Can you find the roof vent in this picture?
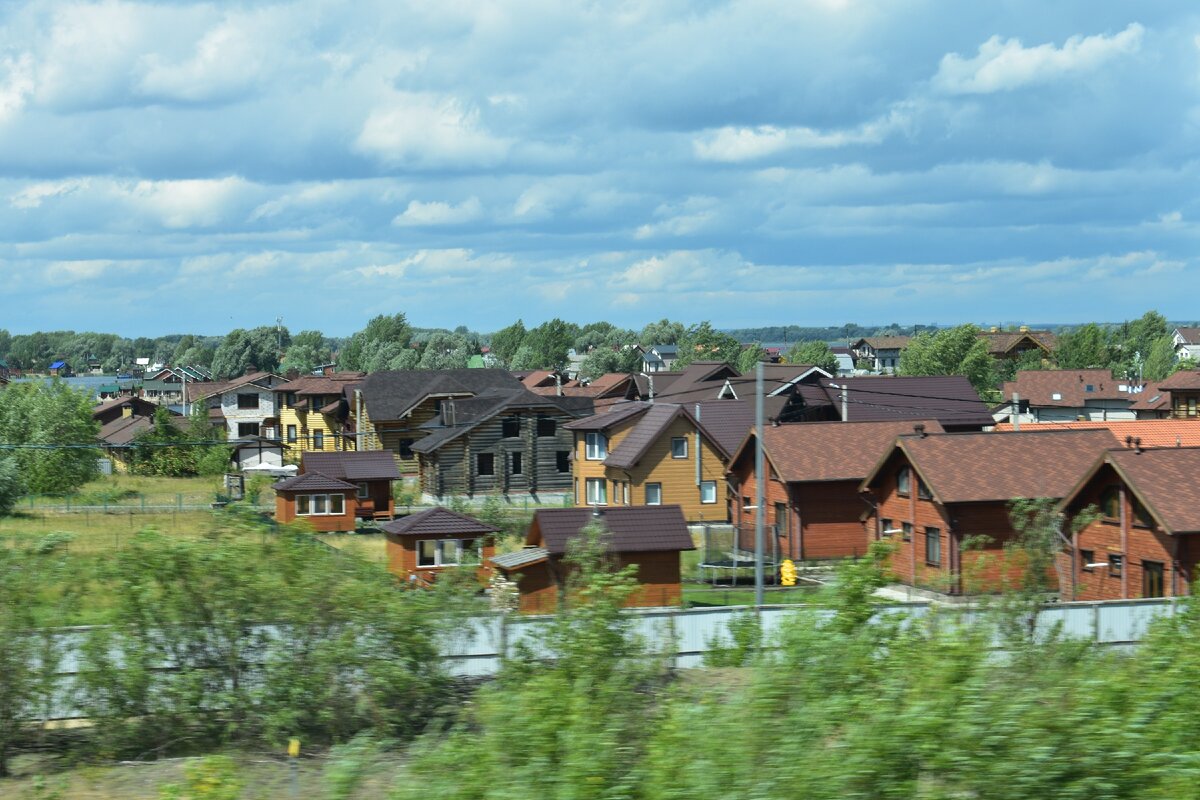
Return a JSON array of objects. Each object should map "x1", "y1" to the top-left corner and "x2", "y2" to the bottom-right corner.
[
  {"x1": 913, "y1": 422, "x2": 927, "y2": 438},
  {"x1": 1134, "y1": 437, "x2": 1143, "y2": 454}
]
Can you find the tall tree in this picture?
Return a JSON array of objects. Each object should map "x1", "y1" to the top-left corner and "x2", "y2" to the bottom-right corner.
[
  {"x1": 488, "y1": 319, "x2": 527, "y2": 367},
  {"x1": 522, "y1": 319, "x2": 578, "y2": 370},
  {"x1": 417, "y1": 332, "x2": 473, "y2": 370},
  {"x1": 639, "y1": 318, "x2": 686, "y2": 346},
  {"x1": 898, "y1": 324, "x2": 995, "y2": 394},
  {"x1": 672, "y1": 322, "x2": 742, "y2": 370},
  {"x1": 339, "y1": 314, "x2": 412, "y2": 371},
  {"x1": 0, "y1": 380, "x2": 99, "y2": 494},
  {"x1": 1142, "y1": 335, "x2": 1178, "y2": 382},
  {"x1": 784, "y1": 340, "x2": 839, "y2": 374},
  {"x1": 1054, "y1": 323, "x2": 1114, "y2": 370}
]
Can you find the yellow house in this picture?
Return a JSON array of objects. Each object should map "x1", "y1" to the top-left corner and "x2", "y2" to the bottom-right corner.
[
  {"x1": 275, "y1": 373, "x2": 363, "y2": 462},
  {"x1": 564, "y1": 401, "x2": 742, "y2": 523}
]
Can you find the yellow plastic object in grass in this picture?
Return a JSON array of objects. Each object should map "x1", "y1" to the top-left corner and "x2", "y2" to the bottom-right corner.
[{"x1": 780, "y1": 558, "x2": 797, "y2": 587}]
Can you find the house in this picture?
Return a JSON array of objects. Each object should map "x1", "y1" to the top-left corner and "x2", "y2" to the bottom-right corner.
[
  {"x1": 275, "y1": 372, "x2": 365, "y2": 459},
  {"x1": 977, "y1": 327, "x2": 1056, "y2": 361},
  {"x1": 92, "y1": 396, "x2": 182, "y2": 472},
  {"x1": 92, "y1": 395, "x2": 163, "y2": 426},
  {"x1": 641, "y1": 344, "x2": 679, "y2": 373},
  {"x1": 1150, "y1": 370, "x2": 1200, "y2": 419},
  {"x1": 859, "y1": 428, "x2": 1118, "y2": 595},
  {"x1": 642, "y1": 361, "x2": 831, "y2": 415},
  {"x1": 410, "y1": 387, "x2": 592, "y2": 503},
  {"x1": 1172, "y1": 327, "x2": 1200, "y2": 361},
  {"x1": 1058, "y1": 445, "x2": 1200, "y2": 601},
  {"x1": 994, "y1": 369, "x2": 1142, "y2": 424},
  {"x1": 848, "y1": 337, "x2": 910, "y2": 372},
  {"x1": 992, "y1": 419, "x2": 1200, "y2": 448},
  {"x1": 727, "y1": 420, "x2": 944, "y2": 562},
  {"x1": 189, "y1": 371, "x2": 285, "y2": 441},
  {"x1": 273, "y1": 450, "x2": 401, "y2": 530},
  {"x1": 48, "y1": 360, "x2": 72, "y2": 377},
  {"x1": 381, "y1": 507, "x2": 498, "y2": 585},
  {"x1": 355, "y1": 369, "x2": 531, "y2": 473},
  {"x1": 815, "y1": 375, "x2": 994, "y2": 431},
  {"x1": 564, "y1": 401, "x2": 740, "y2": 523},
  {"x1": 489, "y1": 505, "x2": 696, "y2": 613},
  {"x1": 230, "y1": 436, "x2": 285, "y2": 472},
  {"x1": 829, "y1": 346, "x2": 855, "y2": 376},
  {"x1": 1129, "y1": 384, "x2": 1173, "y2": 419}
]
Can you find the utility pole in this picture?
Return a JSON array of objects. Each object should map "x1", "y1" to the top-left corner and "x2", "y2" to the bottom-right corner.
[{"x1": 755, "y1": 360, "x2": 765, "y2": 607}]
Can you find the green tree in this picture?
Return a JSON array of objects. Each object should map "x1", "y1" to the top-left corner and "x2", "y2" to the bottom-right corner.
[
  {"x1": 417, "y1": 332, "x2": 472, "y2": 370},
  {"x1": 899, "y1": 324, "x2": 995, "y2": 394},
  {"x1": 673, "y1": 321, "x2": 742, "y2": 370},
  {"x1": 339, "y1": 314, "x2": 412, "y2": 371},
  {"x1": 0, "y1": 456, "x2": 21, "y2": 516},
  {"x1": 784, "y1": 340, "x2": 839, "y2": 374},
  {"x1": 279, "y1": 329, "x2": 331, "y2": 374},
  {"x1": 1142, "y1": 335, "x2": 1177, "y2": 382},
  {"x1": 521, "y1": 318, "x2": 578, "y2": 370},
  {"x1": 211, "y1": 327, "x2": 285, "y2": 378},
  {"x1": 639, "y1": 318, "x2": 686, "y2": 346},
  {"x1": 487, "y1": 319, "x2": 527, "y2": 367},
  {"x1": 1054, "y1": 323, "x2": 1113, "y2": 370},
  {"x1": 736, "y1": 343, "x2": 768, "y2": 373},
  {"x1": 0, "y1": 380, "x2": 99, "y2": 494}
]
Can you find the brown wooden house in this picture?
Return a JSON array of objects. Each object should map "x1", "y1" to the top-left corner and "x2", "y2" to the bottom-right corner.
[
  {"x1": 490, "y1": 505, "x2": 696, "y2": 613},
  {"x1": 727, "y1": 420, "x2": 944, "y2": 562},
  {"x1": 381, "y1": 506, "x2": 498, "y2": 585},
  {"x1": 273, "y1": 471, "x2": 361, "y2": 532},
  {"x1": 301, "y1": 450, "x2": 400, "y2": 521},
  {"x1": 859, "y1": 428, "x2": 1118, "y2": 595},
  {"x1": 410, "y1": 387, "x2": 592, "y2": 503},
  {"x1": 1058, "y1": 445, "x2": 1200, "y2": 601}
]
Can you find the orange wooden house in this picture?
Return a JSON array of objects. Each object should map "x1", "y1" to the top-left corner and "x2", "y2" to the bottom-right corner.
[
  {"x1": 381, "y1": 507, "x2": 498, "y2": 585},
  {"x1": 489, "y1": 505, "x2": 695, "y2": 613},
  {"x1": 273, "y1": 450, "x2": 401, "y2": 532}
]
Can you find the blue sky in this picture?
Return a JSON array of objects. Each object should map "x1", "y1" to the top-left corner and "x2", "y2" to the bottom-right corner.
[{"x1": 1, "y1": 1, "x2": 1197, "y2": 336}]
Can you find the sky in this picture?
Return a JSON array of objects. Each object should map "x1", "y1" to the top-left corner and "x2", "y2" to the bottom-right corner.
[{"x1": 1, "y1": 1, "x2": 1198, "y2": 337}]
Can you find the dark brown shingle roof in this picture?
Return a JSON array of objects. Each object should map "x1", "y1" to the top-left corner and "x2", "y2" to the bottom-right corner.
[
  {"x1": 1157, "y1": 370, "x2": 1200, "y2": 391},
  {"x1": 360, "y1": 369, "x2": 525, "y2": 422},
  {"x1": 274, "y1": 471, "x2": 357, "y2": 491},
  {"x1": 1000, "y1": 369, "x2": 1133, "y2": 407},
  {"x1": 1094, "y1": 447, "x2": 1200, "y2": 534},
  {"x1": 301, "y1": 450, "x2": 401, "y2": 481},
  {"x1": 819, "y1": 376, "x2": 992, "y2": 427},
  {"x1": 381, "y1": 506, "x2": 498, "y2": 536},
  {"x1": 749, "y1": 419, "x2": 945, "y2": 483},
  {"x1": 531, "y1": 506, "x2": 695, "y2": 554}
]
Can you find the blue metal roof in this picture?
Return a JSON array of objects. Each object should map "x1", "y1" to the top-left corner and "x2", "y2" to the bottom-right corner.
[{"x1": 49, "y1": 360, "x2": 67, "y2": 369}]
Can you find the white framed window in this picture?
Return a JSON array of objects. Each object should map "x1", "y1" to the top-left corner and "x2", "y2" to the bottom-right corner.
[
  {"x1": 585, "y1": 432, "x2": 607, "y2": 460},
  {"x1": 700, "y1": 481, "x2": 717, "y2": 504},
  {"x1": 585, "y1": 478, "x2": 607, "y2": 505},
  {"x1": 418, "y1": 539, "x2": 463, "y2": 567},
  {"x1": 671, "y1": 437, "x2": 688, "y2": 459},
  {"x1": 645, "y1": 483, "x2": 662, "y2": 505},
  {"x1": 296, "y1": 493, "x2": 345, "y2": 515}
]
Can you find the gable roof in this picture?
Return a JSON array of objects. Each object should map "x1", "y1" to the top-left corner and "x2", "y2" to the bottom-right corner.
[
  {"x1": 650, "y1": 361, "x2": 741, "y2": 403},
  {"x1": 992, "y1": 419, "x2": 1200, "y2": 449},
  {"x1": 359, "y1": 368, "x2": 525, "y2": 422},
  {"x1": 563, "y1": 401, "x2": 652, "y2": 431},
  {"x1": 733, "y1": 419, "x2": 945, "y2": 484},
  {"x1": 380, "y1": 506, "x2": 498, "y2": 537},
  {"x1": 850, "y1": 336, "x2": 910, "y2": 351},
  {"x1": 410, "y1": 388, "x2": 594, "y2": 454},
  {"x1": 530, "y1": 506, "x2": 695, "y2": 554},
  {"x1": 1061, "y1": 447, "x2": 1200, "y2": 535},
  {"x1": 1157, "y1": 369, "x2": 1200, "y2": 391},
  {"x1": 818, "y1": 376, "x2": 993, "y2": 427},
  {"x1": 978, "y1": 330, "x2": 1056, "y2": 356},
  {"x1": 602, "y1": 403, "x2": 727, "y2": 470},
  {"x1": 863, "y1": 428, "x2": 1119, "y2": 504},
  {"x1": 98, "y1": 415, "x2": 155, "y2": 446},
  {"x1": 301, "y1": 450, "x2": 401, "y2": 481},
  {"x1": 1128, "y1": 385, "x2": 1172, "y2": 412},
  {"x1": 1174, "y1": 327, "x2": 1200, "y2": 345},
  {"x1": 275, "y1": 373, "x2": 364, "y2": 394},
  {"x1": 189, "y1": 371, "x2": 282, "y2": 401},
  {"x1": 273, "y1": 471, "x2": 358, "y2": 492},
  {"x1": 91, "y1": 395, "x2": 165, "y2": 420},
  {"x1": 1000, "y1": 369, "x2": 1133, "y2": 407}
]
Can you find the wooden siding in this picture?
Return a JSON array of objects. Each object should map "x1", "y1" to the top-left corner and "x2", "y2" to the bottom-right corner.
[
  {"x1": 423, "y1": 410, "x2": 576, "y2": 498},
  {"x1": 511, "y1": 551, "x2": 684, "y2": 613},
  {"x1": 574, "y1": 415, "x2": 730, "y2": 523},
  {"x1": 274, "y1": 491, "x2": 358, "y2": 532},
  {"x1": 385, "y1": 534, "x2": 494, "y2": 585},
  {"x1": 278, "y1": 398, "x2": 350, "y2": 461}
]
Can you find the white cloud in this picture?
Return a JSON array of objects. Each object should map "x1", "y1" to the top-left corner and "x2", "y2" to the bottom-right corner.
[
  {"x1": 45, "y1": 259, "x2": 114, "y2": 284},
  {"x1": 393, "y1": 196, "x2": 483, "y2": 226},
  {"x1": 124, "y1": 177, "x2": 252, "y2": 228},
  {"x1": 10, "y1": 178, "x2": 90, "y2": 209},
  {"x1": 0, "y1": 53, "x2": 34, "y2": 124},
  {"x1": 934, "y1": 23, "x2": 1144, "y2": 95},
  {"x1": 137, "y1": 13, "x2": 271, "y2": 102},
  {"x1": 355, "y1": 92, "x2": 511, "y2": 168},
  {"x1": 634, "y1": 196, "x2": 718, "y2": 239},
  {"x1": 693, "y1": 104, "x2": 913, "y2": 162}
]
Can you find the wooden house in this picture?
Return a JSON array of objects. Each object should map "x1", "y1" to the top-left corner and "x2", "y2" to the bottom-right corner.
[
  {"x1": 92, "y1": 397, "x2": 181, "y2": 473},
  {"x1": 859, "y1": 428, "x2": 1118, "y2": 595},
  {"x1": 355, "y1": 369, "x2": 532, "y2": 473},
  {"x1": 977, "y1": 327, "x2": 1056, "y2": 361},
  {"x1": 273, "y1": 451, "x2": 400, "y2": 530},
  {"x1": 48, "y1": 360, "x2": 72, "y2": 377},
  {"x1": 1058, "y1": 445, "x2": 1200, "y2": 601},
  {"x1": 410, "y1": 387, "x2": 592, "y2": 503},
  {"x1": 727, "y1": 420, "x2": 944, "y2": 562},
  {"x1": 381, "y1": 507, "x2": 498, "y2": 585},
  {"x1": 995, "y1": 369, "x2": 1140, "y2": 424},
  {"x1": 275, "y1": 372, "x2": 364, "y2": 460},
  {"x1": 564, "y1": 400, "x2": 741, "y2": 523},
  {"x1": 489, "y1": 505, "x2": 696, "y2": 613}
]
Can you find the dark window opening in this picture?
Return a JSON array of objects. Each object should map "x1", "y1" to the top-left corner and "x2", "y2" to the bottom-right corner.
[
  {"x1": 477, "y1": 453, "x2": 495, "y2": 476},
  {"x1": 511, "y1": 452, "x2": 523, "y2": 475},
  {"x1": 897, "y1": 467, "x2": 911, "y2": 496},
  {"x1": 556, "y1": 450, "x2": 571, "y2": 473},
  {"x1": 925, "y1": 527, "x2": 941, "y2": 566},
  {"x1": 1101, "y1": 486, "x2": 1120, "y2": 520},
  {"x1": 1143, "y1": 560, "x2": 1164, "y2": 598},
  {"x1": 399, "y1": 439, "x2": 414, "y2": 460},
  {"x1": 901, "y1": 522, "x2": 913, "y2": 542},
  {"x1": 501, "y1": 417, "x2": 520, "y2": 438},
  {"x1": 237, "y1": 393, "x2": 259, "y2": 409},
  {"x1": 537, "y1": 418, "x2": 556, "y2": 437},
  {"x1": 1109, "y1": 554, "x2": 1123, "y2": 577},
  {"x1": 1080, "y1": 550, "x2": 1094, "y2": 571},
  {"x1": 286, "y1": 425, "x2": 297, "y2": 443},
  {"x1": 312, "y1": 430, "x2": 324, "y2": 449},
  {"x1": 238, "y1": 422, "x2": 260, "y2": 437}
]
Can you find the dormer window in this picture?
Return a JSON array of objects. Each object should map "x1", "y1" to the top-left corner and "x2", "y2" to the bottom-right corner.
[{"x1": 1051, "y1": 392, "x2": 1063, "y2": 401}]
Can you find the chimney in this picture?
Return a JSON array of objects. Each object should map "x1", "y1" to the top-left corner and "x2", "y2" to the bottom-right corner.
[
  {"x1": 122, "y1": 405, "x2": 133, "y2": 418},
  {"x1": 914, "y1": 422, "x2": 927, "y2": 438},
  {"x1": 1125, "y1": 435, "x2": 1134, "y2": 448},
  {"x1": 1134, "y1": 437, "x2": 1143, "y2": 454}
]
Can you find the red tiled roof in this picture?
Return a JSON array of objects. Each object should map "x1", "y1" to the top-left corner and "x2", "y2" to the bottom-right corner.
[
  {"x1": 381, "y1": 506, "x2": 498, "y2": 537},
  {"x1": 530, "y1": 506, "x2": 695, "y2": 554},
  {"x1": 748, "y1": 419, "x2": 945, "y2": 483},
  {"x1": 865, "y1": 428, "x2": 1119, "y2": 503},
  {"x1": 993, "y1": 419, "x2": 1200, "y2": 448}
]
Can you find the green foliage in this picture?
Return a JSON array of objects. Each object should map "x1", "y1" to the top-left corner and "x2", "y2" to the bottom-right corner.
[
  {"x1": 279, "y1": 329, "x2": 331, "y2": 374},
  {"x1": 158, "y1": 755, "x2": 243, "y2": 800},
  {"x1": 1142, "y1": 335, "x2": 1177, "y2": 381},
  {"x1": 487, "y1": 319, "x2": 527, "y2": 366},
  {"x1": 417, "y1": 331, "x2": 473, "y2": 370},
  {"x1": 0, "y1": 379, "x2": 100, "y2": 494},
  {"x1": 0, "y1": 455, "x2": 23, "y2": 516},
  {"x1": 338, "y1": 314, "x2": 413, "y2": 372},
  {"x1": 1054, "y1": 322, "x2": 1114, "y2": 369},
  {"x1": 783, "y1": 339, "x2": 839, "y2": 374},
  {"x1": 520, "y1": 318, "x2": 578, "y2": 370},
  {"x1": 898, "y1": 323, "x2": 996, "y2": 393},
  {"x1": 702, "y1": 611, "x2": 762, "y2": 667},
  {"x1": 324, "y1": 733, "x2": 383, "y2": 800},
  {"x1": 672, "y1": 321, "x2": 743, "y2": 370},
  {"x1": 210, "y1": 327, "x2": 286, "y2": 379},
  {"x1": 639, "y1": 318, "x2": 686, "y2": 346}
]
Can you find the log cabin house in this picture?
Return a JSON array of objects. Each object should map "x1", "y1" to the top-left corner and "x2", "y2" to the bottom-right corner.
[{"x1": 489, "y1": 505, "x2": 696, "y2": 613}]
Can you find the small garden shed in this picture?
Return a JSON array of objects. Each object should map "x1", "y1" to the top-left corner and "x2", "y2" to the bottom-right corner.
[{"x1": 381, "y1": 507, "x2": 498, "y2": 585}]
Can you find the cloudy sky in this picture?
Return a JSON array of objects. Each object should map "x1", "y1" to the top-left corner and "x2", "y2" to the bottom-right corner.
[{"x1": 2, "y1": 1, "x2": 1198, "y2": 336}]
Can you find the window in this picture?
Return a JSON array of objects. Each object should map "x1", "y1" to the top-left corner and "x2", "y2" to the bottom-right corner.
[
  {"x1": 917, "y1": 478, "x2": 931, "y2": 500},
  {"x1": 1143, "y1": 560, "x2": 1165, "y2": 598},
  {"x1": 287, "y1": 425, "x2": 297, "y2": 443},
  {"x1": 881, "y1": 518, "x2": 894, "y2": 538},
  {"x1": 646, "y1": 483, "x2": 662, "y2": 505},
  {"x1": 417, "y1": 539, "x2": 437, "y2": 567},
  {"x1": 1085, "y1": 384, "x2": 1095, "y2": 393},
  {"x1": 295, "y1": 493, "x2": 345, "y2": 516},
  {"x1": 357, "y1": 482, "x2": 369, "y2": 499},
  {"x1": 312, "y1": 430, "x2": 324, "y2": 450},
  {"x1": 286, "y1": 392, "x2": 296, "y2": 408},
  {"x1": 462, "y1": 539, "x2": 482, "y2": 566},
  {"x1": 238, "y1": 422, "x2": 260, "y2": 437},
  {"x1": 1109, "y1": 554, "x2": 1123, "y2": 577},
  {"x1": 399, "y1": 439, "x2": 414, "y2": 460},
  {"x1": 477, "y1": 453, "x2": 495, "y2": 476},
  {"x1": 585, "y1": 432, "x2": 607, "y2": 460},
  {"x1": 502, "y1": 417, "x2": 520, "y2": 438},
  {"x1": 237, "y1": 393, "x2": 259, "y2": 409},
  {"x1": 537, "y1": 418, "x2": 556, "y2": 437},
  {"x1": 776, "y1": 502, "x2": 789, "y2": 538},
  {"x1": 585, "y1": 478, "x2": 607, "y2": 505},
  {"x1": 417, "y1": 539, "x2": 463, "y2": 568},
  {"x1": 901, "y1": 522, "x2": 913, "y2": 541},
  {"x1": 671, "y1": 437, "x2": 688, "y2": 459},
  {"x1": 511, "y1": 452, "x2": 523, "y2": 475},
  {"x1": 1080, "y1": 549, "x2": 1095, "y2": 571},
  {"x1": 1131, "y1": 496, "x2": 1154, "y2": 528},
  {"x1": 700, "y1": 480, "x2": 717, "y2": 504},
  {"x1": 925, "y1": 527, "x2": 941, "y2": 566},
  {"x1": 897, "y1": 467, "x2": 911, "y2": 496},
  {"x1": 622, "y1": 482, "x2": 630, "y2": 504},
  {"x1": 556, "y1": 450, "x2": 571, "y2": 473},
  {"x1": 1101, "y1": 486, "x2": 1120, "y2": 520}
]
